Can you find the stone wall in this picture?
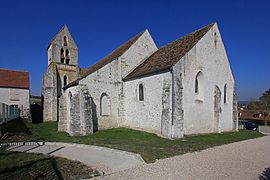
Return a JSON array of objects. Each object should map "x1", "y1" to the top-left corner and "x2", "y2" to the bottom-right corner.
[
  {"x1": 179, "y1": 24, "x2": 236, "y2": 135},
  {"x1": 124, "y1": 72, "x2": 172, "y2": 135},
  {"x1": 48, "y1": 25, "x2": 78, "y2": 66},
  {"x1": 59, "y1": 85, "x2": 93, "y2": 136},
  {"x1": 171, "y1": 62, "x2": 184, "y2": 138},
  {"x1": 42, "y1": 64, "x2": 58, "y2": 121}
]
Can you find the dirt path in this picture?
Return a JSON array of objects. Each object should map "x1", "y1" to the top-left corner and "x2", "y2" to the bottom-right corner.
[
  {"x1": 96, "y1": 136, "x2": 270, "y2": 180},
  {"x1": 5, "y1": 142, "x2": 145, "y2": 174}
]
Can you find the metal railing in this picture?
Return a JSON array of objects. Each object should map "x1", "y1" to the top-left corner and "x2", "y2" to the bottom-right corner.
[{"x1": 0, "y1": 103, "x2": 20, "y2": 125}]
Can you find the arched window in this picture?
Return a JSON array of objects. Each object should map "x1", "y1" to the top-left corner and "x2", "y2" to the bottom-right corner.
[
  {"x1": 195, "y1": 71, "x2": 204, "y2": 100},
  {"x1": 60, "y1": 48, "x2": 65, "y2": 63},
  {"x1": 63, "y1": 75, "x2": 67, "y2": 87},
  {"x1": 224, "y1": 84, "x2": 227, "y2": 103},
  {"x1": 195, "y1": 78, "x2": 199, "y2": 93},
  {"x1": 65, "y1": 50, "x2": 70, "y2": 64},
  {"x1": 100, "y1": 93, "x2": 109, "y2": 116},
  {"x1": 64, "y1": 36, "x2": 68, "y2": 46},
  {"x1": 139, "y1": 84, "x2": 144, "y2": 101}
]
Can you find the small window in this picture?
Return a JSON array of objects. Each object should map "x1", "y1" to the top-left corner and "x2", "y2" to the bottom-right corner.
[
  {"x1": 60, "y1": 48, "x2": 64, "y2": 63},
  {"x1": 139, "y1": 84, "x2": 144, "y2": 101},
  {"x1": 224, "y1": 84, "x2": 227, "y2": 103},
  {"x1": 63, "y1": 75, "x2": 67, "y2": 87},
  {"x1": 195, "y1": 71, "x2": 204, "y2": 100},
  {"x1": 65, "y1": 50, "x2": 70, "y2": 64},
  {"x1": 64, "y1": 36, "x2": 68, "y2": 46},
  {"x1": 101, "y1": 93, "x2": 109, "y2": 116},
  {"x1": 195, "y1": 78, "x2": 199, "y2": 93}
]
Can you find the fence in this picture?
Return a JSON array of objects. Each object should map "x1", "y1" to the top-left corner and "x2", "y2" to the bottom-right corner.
[{"x1": 0, "y1": 102, "x2": 20, "y2": 125}]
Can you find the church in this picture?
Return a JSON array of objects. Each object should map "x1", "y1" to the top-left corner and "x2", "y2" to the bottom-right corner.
[{"x1": 42, "y1": 22, "x2": 238, "y2": 139}]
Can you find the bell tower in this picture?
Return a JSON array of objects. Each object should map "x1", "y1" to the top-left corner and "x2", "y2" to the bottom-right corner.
[
  {"x1": 42, "y1": 25, "x2": 79, "y2": 122},
  {"x1": 47, "y1": 24, "x2": 78, "y2": 66}
]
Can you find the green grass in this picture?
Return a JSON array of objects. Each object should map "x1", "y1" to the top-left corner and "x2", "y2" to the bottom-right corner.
[
  {"x1": 0, "y1": 151, "x2": 100, "y2": 179},
  {"x1": 1, "y1": 118, "x2": 265, "y2": 163}
]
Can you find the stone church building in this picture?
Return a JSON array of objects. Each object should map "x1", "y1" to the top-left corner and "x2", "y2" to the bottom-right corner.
[{"x1": 42, "y1": 23, "x2": 238, "y2": 139}]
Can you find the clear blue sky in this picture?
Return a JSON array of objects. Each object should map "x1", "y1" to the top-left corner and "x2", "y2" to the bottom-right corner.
[{"x1": 0, "y1": 0, "x2": 269, "y2": 100}]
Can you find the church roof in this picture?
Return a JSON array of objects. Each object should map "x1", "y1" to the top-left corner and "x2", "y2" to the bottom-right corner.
[
  {"x1": 0, "y1": 69, "x2": 29, "y2": 89},
  {"x1": 64, "y1": 30, "x2": 145, "y2": 89},
  {"x1": 124, "y1": 23, "x2": 215, "y2": 81}
]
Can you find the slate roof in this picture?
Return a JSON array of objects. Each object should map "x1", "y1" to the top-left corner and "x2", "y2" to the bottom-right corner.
[
  {"x1": 0, "y1": 69, "x2": 30, "y2": 89},
  {"x1": 124, "y1": 23, "x2": 215, "y2": 81},
  {"x1": 63, "y1": 30, "x2": 145, "y2": 89}
]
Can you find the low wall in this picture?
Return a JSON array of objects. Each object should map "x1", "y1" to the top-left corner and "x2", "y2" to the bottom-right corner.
[{"x1": 258, "y1": 125, "x2": 270, "y2": 134}]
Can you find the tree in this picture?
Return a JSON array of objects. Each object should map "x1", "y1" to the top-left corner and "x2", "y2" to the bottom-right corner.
[{"x1": 259, "y1": 89, "x2": 270, "y2": 113}]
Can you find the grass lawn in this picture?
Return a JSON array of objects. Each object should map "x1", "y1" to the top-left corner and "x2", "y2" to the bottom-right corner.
[
  {"x1": 1, "y1": 118, "x2": 265, "y2": 163},
  {"x1": 0, "y1": 151, "x2": 100, "y2": 179}
]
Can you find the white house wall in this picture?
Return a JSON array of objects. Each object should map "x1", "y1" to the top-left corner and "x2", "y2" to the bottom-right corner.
[{"x1": 0, "y1": 87, "x2": 30, "y2": 117}]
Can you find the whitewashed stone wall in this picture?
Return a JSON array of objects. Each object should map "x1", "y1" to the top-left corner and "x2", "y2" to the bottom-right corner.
[
  {"x1": 177, "y1": 24, "x2": 236, "y2": 135},
  {"x1": 123, "y1": 72, "x2": 172, "y2": 135},
  {"x1": 59, "y1": 85, "x2": 93, "y2": 135},
  {"x1": 75, "y1": 30, "x2": 158, "y2": 132},
  {"x1": 0, "y1": 87, "x2": 30, "y2": 117},
  {"x1": 121, "y1": 30, "x2": 158, "y2": 79},
  {"x1": 42, "y1": 64, "x2": 58, "y2": 122}
]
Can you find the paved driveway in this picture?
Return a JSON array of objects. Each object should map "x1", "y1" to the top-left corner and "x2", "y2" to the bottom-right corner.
[
  {"x1": 5, "y1": 142, "x2": 145, "y2": 174},
  {"x1": 95, "y1": 136, "x2": 270, "y2": 180}
]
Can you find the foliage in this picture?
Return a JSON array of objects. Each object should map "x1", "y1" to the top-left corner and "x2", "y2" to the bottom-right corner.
[{"x1": 247, "y1": 89, "x2": 270, "y2": 113}]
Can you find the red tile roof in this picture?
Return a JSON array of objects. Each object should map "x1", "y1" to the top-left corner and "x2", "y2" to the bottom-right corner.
[
  {"x1": 238, "y1": 108, "x2": 270, "y2": 121},
  {"x1": 0, "y1": 69, "x2": 30, "y2": 89}
]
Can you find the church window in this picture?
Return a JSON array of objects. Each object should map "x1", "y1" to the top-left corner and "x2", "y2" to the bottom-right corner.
[
  {"x1": 60, "y1": 48, "x2": 65, "y2": 63},
  {"x1": 195, "y1": 78, "x2": 199, "y2": 93},
  {"x1": 139, "y1": 84, "x2": 144, "y2": 101},
  {"x1": 195, "y1": 71, "x2": 204, "y2": 100},
  {"x1": 224, "y1": 84, "x2": 227, "y2": 104},
  {"x1": 63, "y1": 75, "x2": 67, "y2": 87},
  {"x1": 65, "y1": 50, "x2": 70, "y2": 64},
  {"x1": 101, "y1": 93, "x2": 109, "y2": 116},
  {"x1": 64, "y1": 36, "x2": 68, "y2": 46}
]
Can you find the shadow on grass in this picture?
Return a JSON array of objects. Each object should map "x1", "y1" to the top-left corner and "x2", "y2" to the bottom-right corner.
[
  {"x1": 0, "y1": 152, "x2": 63, "y2": 180},
  {"x1": 259, "y1": 167, "x2": 270, "y2": 180},
  {"x1": 1, "y1": 118, "x2": 31, "y2": 135}
]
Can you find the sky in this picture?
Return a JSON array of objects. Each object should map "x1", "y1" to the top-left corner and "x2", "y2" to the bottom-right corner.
[{"x1": 0, "y1": 0, "x2": 269, "y2": 101}]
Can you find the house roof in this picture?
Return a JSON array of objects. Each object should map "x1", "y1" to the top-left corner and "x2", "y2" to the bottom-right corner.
[
  {"x1": 63, "y1": 30, "x2": 145, "y2": 89},
  {"x1": 0, "y1": 69, "x2": 30, "y2": 89},
  {"x1": 238, "y1": 108, "x2": 270, "y2": 121},
  {"x1": 124, "y1": 23, "x2": 215, "y2": 81}
]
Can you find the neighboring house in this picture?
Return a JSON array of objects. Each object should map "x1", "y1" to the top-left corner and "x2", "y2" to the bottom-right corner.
[
  {"x1": 0, "y1": 69, "x2": 30, "y2": 117},
  {"x1": 238, "y1": 108, "x2": 270, "y2": 126},
  {"x1": 42, "y1": 22, "x2": 238, "y2": 139}
]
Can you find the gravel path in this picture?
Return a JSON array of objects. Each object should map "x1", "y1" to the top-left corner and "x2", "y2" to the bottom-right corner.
[{"x1": 96, "y1": 136, "x2": 270, "y2": 180}]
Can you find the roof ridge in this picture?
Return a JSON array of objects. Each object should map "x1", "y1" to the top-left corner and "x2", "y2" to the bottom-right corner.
[
  {"x1": 80, "y1": 30, "x2": 145, "y2": 78},
  {"x1": 63, "y1": 30, "x2": 146, "y2": 89},
  {"x1": 0, "y1": 68, "x2": 29, "y2": 73},
  {"x1": 124, "y1": 23, "x2": 215, "y2": 81}
]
